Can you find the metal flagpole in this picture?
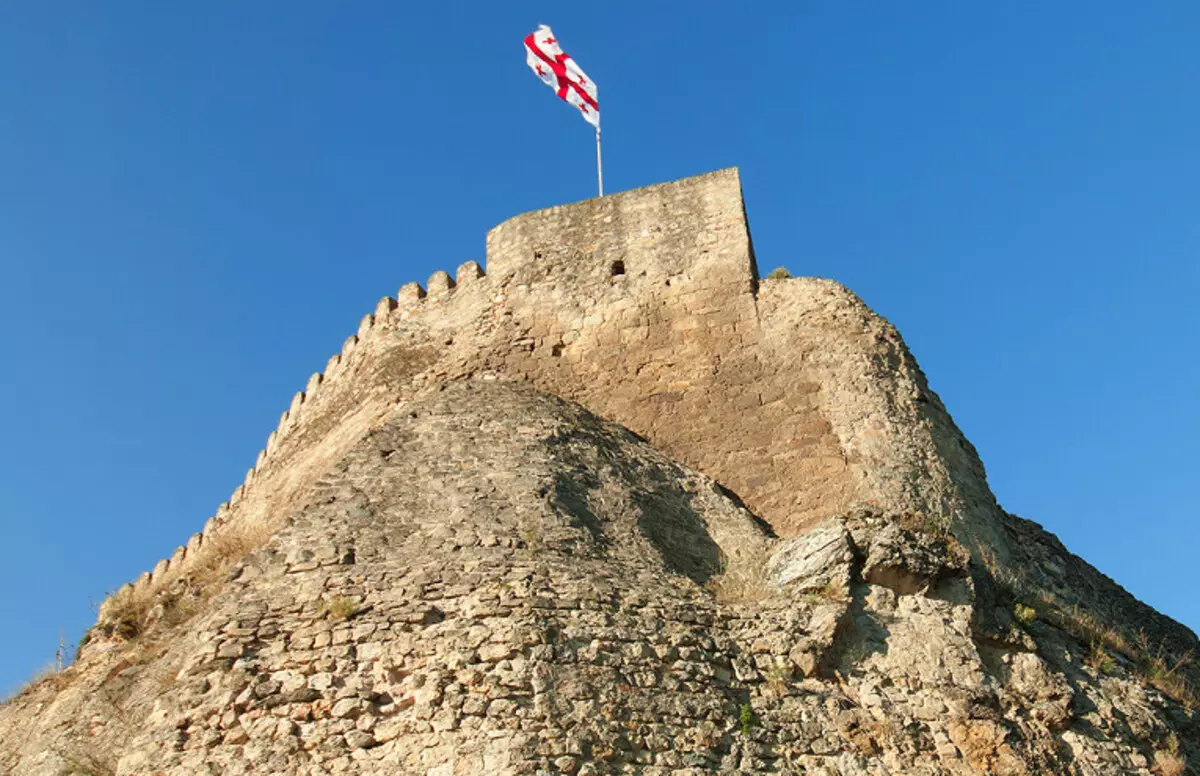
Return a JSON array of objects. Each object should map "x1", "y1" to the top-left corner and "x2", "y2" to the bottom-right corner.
[{"x1": 596, "y1": 127, "x2": 604, "y2": 197}]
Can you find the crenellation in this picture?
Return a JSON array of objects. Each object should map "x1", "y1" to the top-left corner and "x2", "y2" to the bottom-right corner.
[
  {"x1": 340, "y1": 334, "x2": 358, "y2": 360},
  {"x1": 374, "y1": 296, "x2": 397, "y2": 319},
  {"x1": 288, "y1": 391, "x2": 304, "y2": 419},
  {"x1": 305, "y1": 372, "x2": 323, "y2": 396},
  {"x1": 397, "y1": 281, "x2": 426, "y2": 305},
  {"x1": 324, "y1": 353, "x2": 342, "y2": 377},
  {"x1": 357, "y1": 313, "x2": 374, "y2": 338},
  {"x1": 427, "y1": 270, "x2": 454, "y2": 296},
  {"x1": 456, "y1": 260, "x2": 485, "y2": 285}
]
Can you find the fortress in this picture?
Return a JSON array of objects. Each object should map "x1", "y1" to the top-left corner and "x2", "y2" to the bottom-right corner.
[
  {"x1": 106, "y1": 169, "x2": 1006, "y2": 612},
  {"x1": 2, "y1": 170, "x2": 1195, "y2": 775}
]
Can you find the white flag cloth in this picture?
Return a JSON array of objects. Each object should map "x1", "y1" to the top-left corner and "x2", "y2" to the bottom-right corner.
[{"x1": 524, "y1": 25, "x2": 599, "y2": 129}]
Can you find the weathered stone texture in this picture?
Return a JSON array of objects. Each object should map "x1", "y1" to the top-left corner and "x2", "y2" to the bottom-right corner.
[
  {"x1": 3, "y1": 383, "x2": 1194, "y2": 774},
  {"x1": 107, "y1": 169, "x2": 1006, "y2": 612},
  {"x1": 3, "y1": 170, "x2": 1196, "y2": 775}
]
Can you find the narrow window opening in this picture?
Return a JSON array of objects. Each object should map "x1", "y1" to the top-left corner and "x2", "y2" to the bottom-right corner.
[
  {"x1": 551, "y1": 343, "x2": 564, "y2": 357},
  {"x1": 611, "y1": 260, "x2": 625, "y2": 277}
]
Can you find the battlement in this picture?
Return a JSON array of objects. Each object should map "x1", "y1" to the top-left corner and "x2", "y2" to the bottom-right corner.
[{"x1": 100, "y1": 168, "x2": 1007, "y2": 620}]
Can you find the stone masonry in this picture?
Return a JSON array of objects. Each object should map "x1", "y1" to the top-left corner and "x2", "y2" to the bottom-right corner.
[
  {"x1": 102, "y1": 169, "x2": 1009, "y2": 618},
  {"x1": 0, "y1": 169, "x2": 1195, "y2": 775},
  {"x1": 2, "y1": 382, "x2": 1196, "y2": 774}
]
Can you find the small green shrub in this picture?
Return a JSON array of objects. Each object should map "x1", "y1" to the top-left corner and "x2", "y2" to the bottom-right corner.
[
  {"x1": 1013, "y1": 604, "x2": 1037, "y2": 626},
  {"x1": 1085, "y1": 642, "x2": 1117, "y2": 676},
  {"x1": 74, "y1": 628, "x2": 94, "y2": 663},
  {"x1": 739, "y1": 702, "x2": 755, "y2": 736},
  {"x1": 898, "y1": 511, "x2": 949, "y2": 538},
  {"x1": 766, "y1": 267, "x2": 792, "y2": 280}
]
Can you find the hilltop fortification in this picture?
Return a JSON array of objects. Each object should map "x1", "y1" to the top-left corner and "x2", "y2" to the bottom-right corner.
[
  {"x1": 1, "y1": 170, "x2": 1195, "y2": 775},
  {"x1": 105, "y1": 169, "x2": 1004, "y2": 613}
]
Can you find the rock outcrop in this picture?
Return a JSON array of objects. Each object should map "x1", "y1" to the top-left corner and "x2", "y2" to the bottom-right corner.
[{"x1": 1, "y1": 171, "x2": 1194, "y2": 775}]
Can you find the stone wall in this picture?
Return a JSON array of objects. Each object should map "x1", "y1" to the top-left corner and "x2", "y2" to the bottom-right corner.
[
  {"x1": 101, "y1": 168, "x2": 1006, "y2": 618},
  {"x1": 11, "y1": 170, "x2": 1197, "y2": 776},
  {"x1": 9, "y1": 383, "x2": 1194, "y2": 775}
]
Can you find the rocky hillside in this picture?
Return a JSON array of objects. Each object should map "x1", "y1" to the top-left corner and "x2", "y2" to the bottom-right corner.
[
  {"x1": 1, "y1": 381, "x2": 1195, "y2": 775},
  {"x1": 1, "y1": 170, "x2": 1195, "y2": 774}
]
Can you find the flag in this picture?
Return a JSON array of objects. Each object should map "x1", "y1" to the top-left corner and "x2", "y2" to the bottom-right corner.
[{"x1": 524, "y1": 25, "x2": 599, "y2": 129}]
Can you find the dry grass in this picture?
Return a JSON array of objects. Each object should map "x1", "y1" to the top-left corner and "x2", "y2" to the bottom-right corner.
[
  {"x1": 977, "y1": 547, "x2": 1199, "y2": 711},
  {"x1": 188, "y1": 519, "x2": 275, "y2": 583},
  {"x1": 1085, "y1": 642, "x2": 1118, "y2": 676},
  {"x1": 100, "y1": 519, "x2": 275, "y2": 643},
  {"x1": 1030, "y1": 597, "x2": 1198, "y2": 710},
  {"x1": 761, "y1": 659, "x2": 793, "y2": 698},
  {"x1": 897, "y1": 510, "x2": 949, "y2": 537},
  {"x1": 1153, "y1": 748, "x2": 1186, "y2": 776},
  {"x1": 1137, "y1": 633, "x2": 1195, "y2": 707},
  {"x1": 320, "y1": 595, "x2": 362, "y2": 621},
  {"x1": 2, "y1": 664, "x2": 73, "y2": 705},
  {"x1": 55, "y1": 746, "x2": 117, "y2": 776},
  {"x1": 1049, "y1": 604, "x2": 1198, "y2": 709},
  {"x1": 800, "y1": 581, "x2": 847, "y2": 607},
  {"x1": 706, "y1": 555, "x2": 773, "y2": 604},
  {"x1": 99, "y1": 583, "x2": 156, "y2": 641}
]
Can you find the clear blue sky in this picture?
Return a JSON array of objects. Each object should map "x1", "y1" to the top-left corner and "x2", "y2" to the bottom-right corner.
[{"x1": 2, "y1": 2, "x2": 1197, "y2": 695}]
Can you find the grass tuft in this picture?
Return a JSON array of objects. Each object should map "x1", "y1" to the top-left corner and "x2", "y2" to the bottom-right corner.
[
  {"x1": 762, "y1": 659, "x2": 793, "y2": 698},
  {"x1": 321, "y1": 595, "x2": 362, "y2": 621},
  {"x1": 1085, "y1": 642, "x2": 1118, "y2": 676},
  {"x1": 1152, "y1": 749, "x2": 1186, "y2": 776},
  {"x1": 977, "y1": 546, "x2": 1199, "y2": 710}
]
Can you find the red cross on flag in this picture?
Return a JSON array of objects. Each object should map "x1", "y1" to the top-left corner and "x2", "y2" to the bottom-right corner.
[{"x1": 524, "y1": 25, "x2": 599, "y2": 129}]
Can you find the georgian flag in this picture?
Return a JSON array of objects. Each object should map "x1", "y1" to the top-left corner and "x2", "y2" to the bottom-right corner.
[{"x1": 524, "y1": 25, "x2": 599, "y2": 129}]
